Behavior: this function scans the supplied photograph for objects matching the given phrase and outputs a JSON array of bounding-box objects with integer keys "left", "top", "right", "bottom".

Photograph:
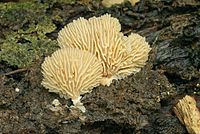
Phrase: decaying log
[{"left": 173, "top": 95, "right": 200, "bottom": 134}]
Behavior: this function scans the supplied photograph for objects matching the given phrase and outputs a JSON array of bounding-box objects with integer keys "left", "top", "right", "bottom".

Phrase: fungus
[
  {"left": 57, "top": 14, "right": 151, "bottom": 86},
  {"left": 117, "top": 33, "right": 151, "bottom": 78},
  {"left": 129, "top": 0, "right": 140, "bottom": 6},
  {"left": 102, "top": 0, "right": 124, "bottom": 8},
  {"left": 41, "top": 48, "right": 103, "bottom": 112},
  {"left": 102, "top": 0, "right": 140, "bottom": 7}
]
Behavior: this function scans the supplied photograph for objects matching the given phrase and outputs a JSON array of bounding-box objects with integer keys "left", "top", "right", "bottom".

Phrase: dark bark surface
[{"left": 0, "top": 0, "right": 200, "bottom": 133}]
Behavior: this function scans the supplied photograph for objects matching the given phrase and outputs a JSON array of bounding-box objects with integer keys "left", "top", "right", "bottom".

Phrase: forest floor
[{"left": 0, "top": 0, "right": 200, "bottom": 133}]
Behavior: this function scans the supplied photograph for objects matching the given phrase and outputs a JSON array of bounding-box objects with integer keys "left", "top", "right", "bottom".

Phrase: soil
[{"left": 0, "top": 0, "right": 200, "bottom": 134}]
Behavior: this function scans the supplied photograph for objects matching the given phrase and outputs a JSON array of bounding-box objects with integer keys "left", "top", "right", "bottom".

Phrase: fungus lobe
[
  {"left": 41, "top": 47, "right": 103, "bottom": 112},
  {"left": 57, "top": 14, "right": 151, "bottom": 86}
]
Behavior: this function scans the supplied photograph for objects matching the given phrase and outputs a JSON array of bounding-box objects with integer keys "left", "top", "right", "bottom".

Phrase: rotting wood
[{"left": 173, "top": 95, "right": 200, "bottom": 134}]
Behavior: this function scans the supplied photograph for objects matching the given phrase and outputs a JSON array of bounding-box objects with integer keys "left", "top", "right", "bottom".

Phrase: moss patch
[{"left": 0, "top": 2, "right": 58, "bottom": 68}]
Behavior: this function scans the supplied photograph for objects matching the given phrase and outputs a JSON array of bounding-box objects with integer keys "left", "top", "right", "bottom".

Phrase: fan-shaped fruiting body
[
  {"left": 102, "top": 0, "right": 124, "bottom": 8},
  {"left": 117, "top": 33, "right": 150, "bottom": 78},
  {"left": 41, "top": 48, "right": 103, "bottom": 112},
  {"left": 102, "top": 0, "right": 140, "bottom": 7},
  {"left": 57, "top": 14, "right": 151, "bottom": 86}
]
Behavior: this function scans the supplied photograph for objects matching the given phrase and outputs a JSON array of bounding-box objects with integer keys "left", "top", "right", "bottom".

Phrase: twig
[{"left": 1, "top": 68, "right": 27, "bottom": 76}]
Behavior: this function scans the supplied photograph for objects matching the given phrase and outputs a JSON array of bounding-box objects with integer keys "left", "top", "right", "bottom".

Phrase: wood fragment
[
  {"left": 173, "top": 95, "right": 200, "bottom": 134},
  {"left": 1, "top": 68, "right": 27, "bottom": 76}
]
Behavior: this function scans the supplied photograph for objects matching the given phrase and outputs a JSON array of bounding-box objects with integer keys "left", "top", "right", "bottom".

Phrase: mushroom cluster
[{"left": 41, "top": 14, "right": 151, "bottom": 112}]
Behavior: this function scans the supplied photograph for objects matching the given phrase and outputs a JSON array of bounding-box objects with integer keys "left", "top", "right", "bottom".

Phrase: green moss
[
  {"left": 0, "top": 32, "right": 58, "bottom": 67},
  {"left": 0, "top": 2, "right": 59, "bottom": 68},
  {"left": 0, "top": 2, "right": 48, "bottom": 28}
]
